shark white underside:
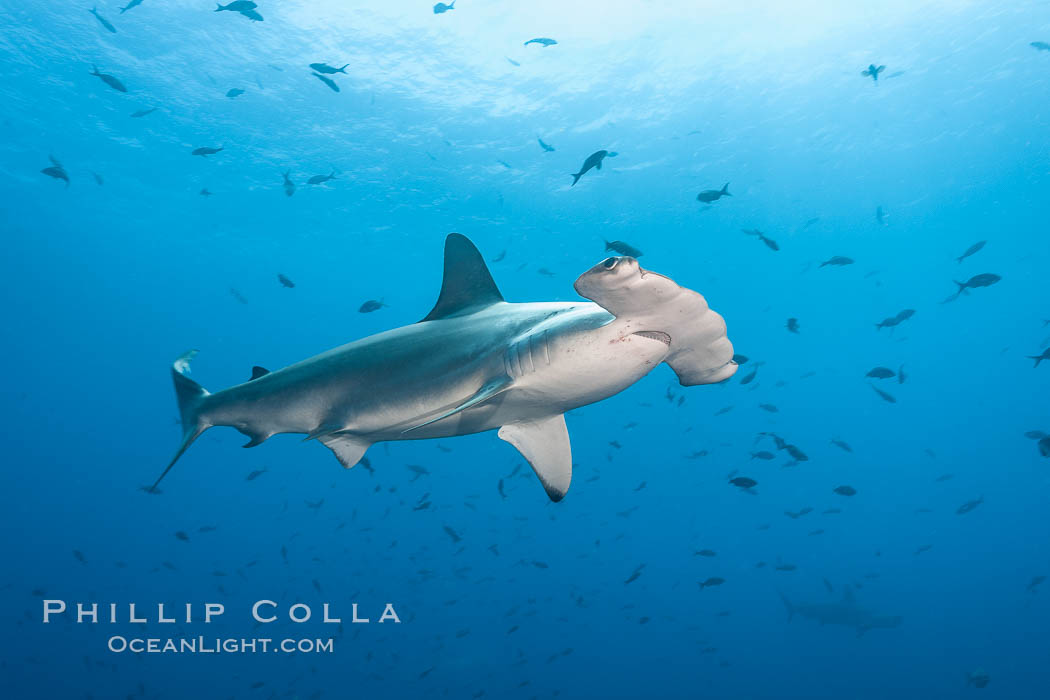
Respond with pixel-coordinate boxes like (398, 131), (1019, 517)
(156, 233), (736, 500)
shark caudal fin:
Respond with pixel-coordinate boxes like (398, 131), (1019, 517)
(150, 350), (211, 492)
(778, 591), (795, 622)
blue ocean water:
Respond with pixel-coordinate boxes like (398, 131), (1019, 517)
(2, 0), (1049, 697)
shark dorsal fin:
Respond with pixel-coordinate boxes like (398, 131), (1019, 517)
(421, 233), (504, 322)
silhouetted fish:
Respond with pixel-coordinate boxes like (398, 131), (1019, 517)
(433, 2), (455, 13)
(956, 240), (986, 264)
(40, 155), (69, 186)
(312, 73), (340, 92)
(524, 37), (557, 47)
(604, 240), (642, 257)
(191, 146), (223, 156)
(282, 170), (295, 197)
(862, 64), (885, 82)
(310, 62), (349, 74)
(90, 65), (127, 92)
(277, 274), (295, 288)
(571, 150), (607, 186)
(89, 7), (116, 33)
(697, 183), (731, 203)
(538, 137), (555, 152)
(359, 300), (386, 313)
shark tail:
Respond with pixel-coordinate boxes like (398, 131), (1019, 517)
(151, 350), (212, 491)
(778, 591), (795, 622)
(721, 182), (731, 196)
(571, 172), (582, 186)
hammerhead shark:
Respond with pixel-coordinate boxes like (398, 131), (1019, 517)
(154, 234), (736, 500)
(779, 587), (902, 637)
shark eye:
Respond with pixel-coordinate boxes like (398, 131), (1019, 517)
(601, 257), (619, 270)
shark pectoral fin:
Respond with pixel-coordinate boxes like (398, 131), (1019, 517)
(317, 433), (371, 469)
(401, 375), (513, 434)
(498, 414), (572, 502)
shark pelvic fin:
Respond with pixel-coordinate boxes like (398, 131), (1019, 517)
(317, 433), (371, 469)
(498, 414), (572, 502)
(420, 233), (505, 322)
(402, 375), (513, 433)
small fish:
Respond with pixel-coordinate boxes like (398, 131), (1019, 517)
(226, 88), (245, 98)
(624, 565), (644, 585)
(571, 150), (608, 186)
(433, 1), (455, 13)
(73, 549), (87, 565)
(277, 274), (295, 288)
(90, 65), (127, 92)
(861, 64), (886, 82)
(309, 63), (349, 74)
(199, 188), (212, 197)
(750, 451), (774, 460)
(870, 384), (896, 403)
(491, 250), (507, 263)
(239, 8), (263, 21)
(875, 205), (888, 225)
(524, 37), (557, 47)
(699, 577), (725, 589)
(697, 183), (731, 203)
(758, 403), (778, 413)
(833, 485), (857, 497)
(785, 445), (808, 462)
(604, 240), (642, 257)
(120, 0), (144, 14)
(875, 308), (915, 331)
(694, 549), (717, 557)
(359, 299), (387, 313)
(307, 170), (337, 185)
(742, 229), (778, 251)
(1027, 348), (1050, 367)
(174, 531), (189, 541)
(191, 146), (223, 157)
(830, 439), (852, 453)
(774, 563), (797, 572)
(956, 240), (986, 264)
(538, 137), (555, 152)
(229, 288), (248, 304)
(89, 7), (117, 33)
(407, 464), (430, 480)
(820, 256), (854, 267)
(739, 368), (757, 384)
(866, 367), (895, 379)
(729, 476), (757, 489)
(1031, 41), (1050, 51)
(785, 318), (800, 334)
(282, 170), (295, 197)
(443, 525), (462, 543)
(91, 171), (104, 185)
(944, 273), (1001, 302)
(956, 497), (983, 515)
(312, 73), (340, 92)
(40, 155), (69, 186)
(245, 469), (267, 481)
(130, 107), (157, 118)
(732, 354), (749, 365)
(215, 1), (256, 12)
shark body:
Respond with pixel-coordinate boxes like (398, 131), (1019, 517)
(156, 234), (736, 500)
(779, 588), (902, 637)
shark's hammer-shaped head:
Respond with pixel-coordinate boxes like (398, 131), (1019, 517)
(574, 256), (738, 386)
